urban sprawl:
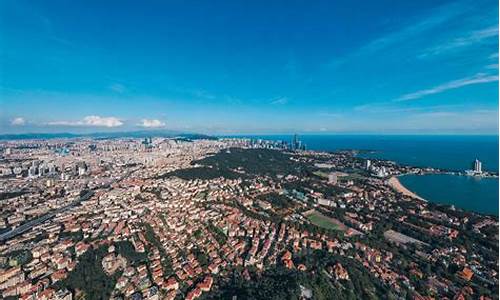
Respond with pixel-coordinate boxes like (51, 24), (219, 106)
(0, 136), (498, 300)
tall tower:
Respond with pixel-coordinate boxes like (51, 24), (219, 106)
(292, 134), (299, 150)
(474, 159), (482, 173)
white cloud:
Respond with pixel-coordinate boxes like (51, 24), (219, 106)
(396, 73), (499, 101)
(139, 119), (165, 128)
(11, 117), (26, 126)
(270, 97), (289, 105)
(83, 116), (123, 127)
(48, 115), (123, 127)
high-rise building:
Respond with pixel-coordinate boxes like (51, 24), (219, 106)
(28, 166), (38, 177)
(292, 134), (299, 150)
(77, 162), (88, 176)
(365, 160), (371, 170)
(473, 159), (482, 174)
(291, 134), (306, 151)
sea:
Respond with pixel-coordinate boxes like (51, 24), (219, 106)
(228, 135), (499, 216)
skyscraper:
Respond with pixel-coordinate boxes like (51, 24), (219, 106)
(291, 134), (306, 151)
(473, 159), (482, 174)
(292, 134), (299, 151)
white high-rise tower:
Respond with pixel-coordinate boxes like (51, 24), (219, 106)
(474, 159), (482, 174)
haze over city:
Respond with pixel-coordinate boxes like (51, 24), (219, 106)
(1, 0), (498, 135)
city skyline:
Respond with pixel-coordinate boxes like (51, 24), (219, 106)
(1, 0), (499, 134)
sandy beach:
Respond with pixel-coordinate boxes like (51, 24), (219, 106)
(388, 176), (426, 201)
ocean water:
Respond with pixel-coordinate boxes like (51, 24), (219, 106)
(399, 174), (499, 216)
(235, 135), (499, 172)
(230, 135), (499, 215)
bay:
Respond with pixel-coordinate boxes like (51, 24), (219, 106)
(399, 174), (499, 216)
(228, 134), (499, 215)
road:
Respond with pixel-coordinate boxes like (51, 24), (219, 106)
(0, 190), (94, 242)
(0, 168), (137, 243)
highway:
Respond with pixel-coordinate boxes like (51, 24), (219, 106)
(0, 190), (94, 242)
(0, 168), (137, 243)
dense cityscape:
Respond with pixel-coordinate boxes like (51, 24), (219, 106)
(0, 136), (497, 300)
(2, 0), (499, 298)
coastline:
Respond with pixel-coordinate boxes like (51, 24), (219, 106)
(387, 176), (426, 202)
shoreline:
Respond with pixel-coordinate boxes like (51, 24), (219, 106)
(387, 176), (426, 202)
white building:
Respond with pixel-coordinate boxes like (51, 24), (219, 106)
(474, 159), (482, 174)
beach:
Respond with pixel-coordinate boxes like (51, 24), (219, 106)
(388, 176), (426, 201)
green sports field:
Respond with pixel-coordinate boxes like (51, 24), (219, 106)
(306, 211), (341, 230)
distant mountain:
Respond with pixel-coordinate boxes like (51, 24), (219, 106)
(0, 131), (218, 141)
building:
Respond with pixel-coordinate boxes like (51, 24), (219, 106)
(291, 134), (306, 151)
(77, 162), (88, 176)
(473, 159), (482, 174)
(466, 159), (484, 176)
(328, 173), (338, 185)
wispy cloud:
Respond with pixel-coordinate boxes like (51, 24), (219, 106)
(270, 97), (289, 105)
(48, 116), (123, 127)
(138, 119), (165, 128)
(11, 117), (26, 126)
(395, 73), (499, 101)
(327, 0), (468, 68)
(419, 25), (498, 58)
(354, 103), (466, 114)
(411, 111), (458, 118)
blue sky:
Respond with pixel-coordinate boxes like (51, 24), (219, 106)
(0, 0), (498, 134)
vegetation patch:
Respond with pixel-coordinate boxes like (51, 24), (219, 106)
(114, 241), (147, 265)
(207, 222), (227, 245)
(211, 267), (301, 299)
(157, 148), (312, 181)
(257, 192), (293, 209)
(192, 247), (209, 267)
(0, 191), (27, 201)
(55, 245), (118, 300)
(195, 148), (310, 177)
(59, 230), (83, 242)
(143, 223), (174, 276)
(158, 166), (241, 180)
(208, 254), (394, 300)
(1, 249), (32, 268)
